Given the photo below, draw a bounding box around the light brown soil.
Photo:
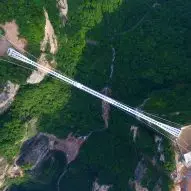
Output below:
[0,20,27,52]
[27,53,55,84]
[41,9,58,55]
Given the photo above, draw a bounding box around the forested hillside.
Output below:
[0,0,191,190]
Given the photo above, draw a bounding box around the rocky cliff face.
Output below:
[0,157,23,189]
[0,81,19,115]
[16,133,50,169]
[16,132,86,170]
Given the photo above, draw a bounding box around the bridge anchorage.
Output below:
[2,45,191,167]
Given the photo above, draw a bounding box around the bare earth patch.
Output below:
[0,81,19,115]
[27,53,56,84]
[0,20,27,52]
[27,9,58,84]
[16,132,87,168]
[50,133,86,164]
[41,9,58,55]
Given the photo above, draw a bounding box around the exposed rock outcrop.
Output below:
[0,81,19,114]
[92,179,112,191]
[7,165,23,179]
[0,157,8,188]
[16,133,87,170]
[57,0,68,25]
[0,157,23,189]
[155,135,165,163]
[130,126,139,142]
[129,158,149,191]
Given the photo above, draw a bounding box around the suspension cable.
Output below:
[1,35,183,137]
[0,34,183,128]
[2,53,190,152]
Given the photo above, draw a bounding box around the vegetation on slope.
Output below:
[1,0,191,190]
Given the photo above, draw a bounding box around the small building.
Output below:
[184,152,191,168]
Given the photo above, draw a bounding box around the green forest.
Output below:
[0,0,191,190]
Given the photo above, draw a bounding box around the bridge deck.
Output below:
[7,48,181,138]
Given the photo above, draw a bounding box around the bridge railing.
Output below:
[7,48,181,138]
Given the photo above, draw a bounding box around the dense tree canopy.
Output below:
[1,0,191,190]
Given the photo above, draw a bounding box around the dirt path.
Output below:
[27,9,58,84]
[0,20,27,56]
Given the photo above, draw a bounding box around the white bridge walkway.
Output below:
[7,48,181,138]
